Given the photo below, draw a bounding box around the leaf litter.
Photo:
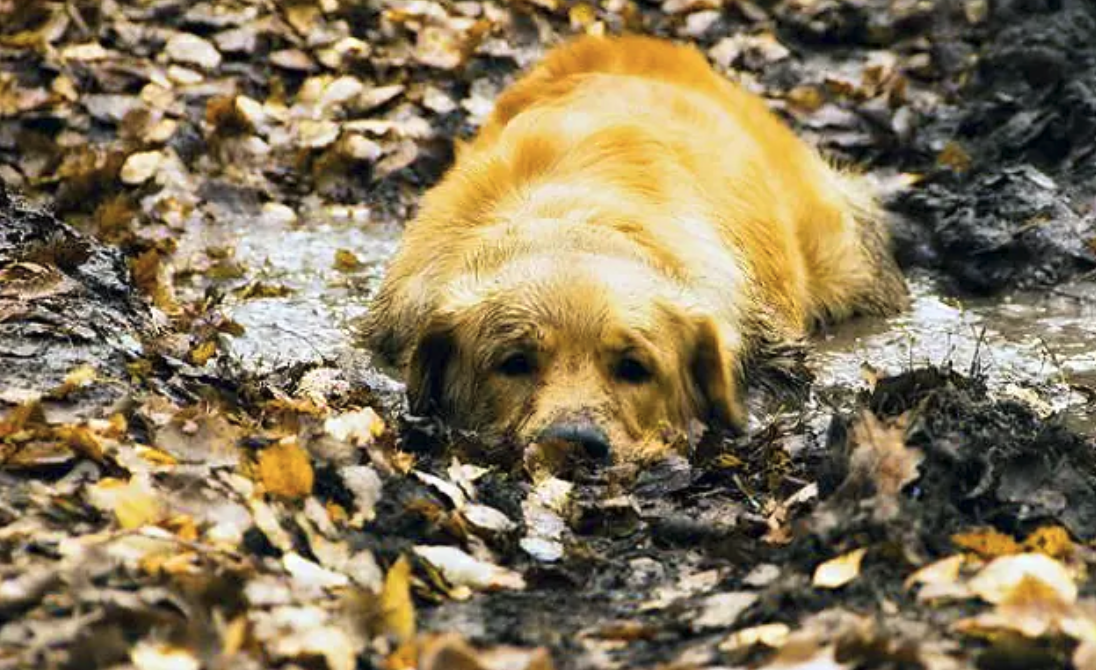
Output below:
[2,0,1096,669]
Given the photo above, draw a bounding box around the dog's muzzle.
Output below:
[536,415,612,460]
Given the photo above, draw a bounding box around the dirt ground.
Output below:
[2,1,1096,669]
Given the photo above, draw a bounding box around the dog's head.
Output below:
[383,253,746,462]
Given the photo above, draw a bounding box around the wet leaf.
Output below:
[848,410,918,497]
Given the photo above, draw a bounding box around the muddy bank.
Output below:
[0,181,149,417]
[888,0,1096,293]
[406,365,1096,669]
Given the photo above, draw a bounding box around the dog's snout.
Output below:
[537,419,612,460]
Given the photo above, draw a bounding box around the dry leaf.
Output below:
[165,32,222,70]
[951,527,1022,558]
[1023,525,1075,559]
[87,475,164,530]
[937,141,972,173]
[969,553,1077,606]
[904,555,969,601]
[382,555,417,643]
[848,410,919,497]
[413,545,526,592]
[719,623,791,653]
[813,548,867,589]
[131,641,200,670]
[121,151,164,185]
[258,438,314,500]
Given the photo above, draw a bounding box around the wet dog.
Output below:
[362,34,908,462]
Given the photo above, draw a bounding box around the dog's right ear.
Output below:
[358,277,432,371]
[405,314,457,417]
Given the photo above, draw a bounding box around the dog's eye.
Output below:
[497,352,535,377]
[615,357,653,384]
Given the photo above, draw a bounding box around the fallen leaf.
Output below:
[692,591,759,630]
[719,623,791,653]
[937,141,972,173]
[131,641,200,670]
[413,545,526,591]
[904,554,969,601]
[382,555,417,643]
[813,548,867,590]
[952,527,1022,559]
[120,151,164,185]
[969,553,1077,606]
[87,475,164,530]
[258,438,314,500]
[848,410,919,497]
[165,32,222,70]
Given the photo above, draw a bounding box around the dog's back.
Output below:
[460,35,906,334]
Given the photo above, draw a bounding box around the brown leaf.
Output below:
[937,141,972,173]
[848,410,919,497]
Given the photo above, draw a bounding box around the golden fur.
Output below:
[363,34,908,461]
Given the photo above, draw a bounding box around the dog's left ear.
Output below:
[691,317,748,434]
[406,314,456,417]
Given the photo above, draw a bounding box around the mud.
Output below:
[888,0,1096,293]
[0,181,149,416]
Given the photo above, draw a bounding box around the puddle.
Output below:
[175,206,399,375]
[816,272,1096,432]
[179,209,1095,433]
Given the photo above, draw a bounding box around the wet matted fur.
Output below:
[362,34,909,462]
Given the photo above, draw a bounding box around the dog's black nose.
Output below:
[537,420,612,460]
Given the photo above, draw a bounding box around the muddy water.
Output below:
[192,211,1096,434]
[177,208,400,375]
[815,273,1096,432]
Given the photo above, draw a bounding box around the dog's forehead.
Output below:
[446,252,685,334]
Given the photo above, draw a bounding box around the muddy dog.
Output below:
[362,34,908,462]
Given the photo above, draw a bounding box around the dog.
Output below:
[362,34,908,462]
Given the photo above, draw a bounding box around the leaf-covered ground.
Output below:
[2,1,1096,669]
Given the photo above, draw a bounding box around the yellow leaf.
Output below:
[257,438,314,500]
[952,527,1021,558]
[189,340,218,366]
[904,554,965,590]
[333,249,361,272]
[813,548,867,589]
[88,476,163,530]
[969,553,1077,606]
[1023,525,1074,559]
[382,555,417,644]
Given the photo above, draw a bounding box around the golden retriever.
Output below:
[362,34,908,462]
